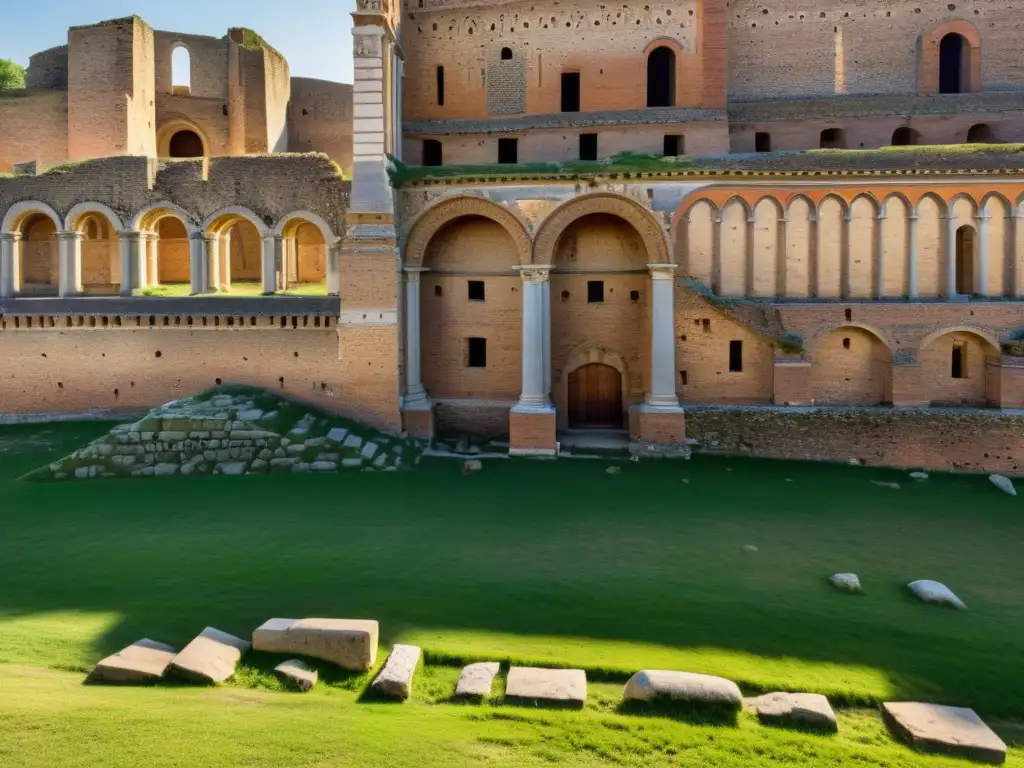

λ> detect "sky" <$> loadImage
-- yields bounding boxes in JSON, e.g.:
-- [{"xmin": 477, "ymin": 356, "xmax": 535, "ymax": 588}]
[{"xmin": 0, "ymin": 0, "xmax": 357, "ymax": 84}]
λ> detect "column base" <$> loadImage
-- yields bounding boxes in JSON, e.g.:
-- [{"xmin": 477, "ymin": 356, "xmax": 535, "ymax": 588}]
[
  {"xmin": 509, "ymin": 402, "xmax": 557, "ymax": 456},
  {"xmin": 628, "ymin": 404, "xmax": 687, "ymax": 445},
  {"xmin": 403, "ymin": 395, "xmax": 435, "ymax": 440}
]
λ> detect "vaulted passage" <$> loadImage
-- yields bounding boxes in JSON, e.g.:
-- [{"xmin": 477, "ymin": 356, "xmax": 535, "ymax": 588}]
[
  {"xmin": 169, "ymin": 130, "xmax": 204, "ymax": 158},
  {"xmin": 568, "ymin": 363, "xmax": 623, "ymax": 428}
]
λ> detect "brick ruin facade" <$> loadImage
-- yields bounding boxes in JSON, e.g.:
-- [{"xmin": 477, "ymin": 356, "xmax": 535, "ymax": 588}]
[{"xmin": 3, "ymin": 1, "xmax": 1024, "ymax": 473}]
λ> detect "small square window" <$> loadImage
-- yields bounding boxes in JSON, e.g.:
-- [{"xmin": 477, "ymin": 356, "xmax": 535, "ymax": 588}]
[
  {"xmin": 952, "ymin": 343, "xmax": 966, "ymax": 379},
  {"xmin": 663, "ymin": 135, "xmax": 683, "ymax": 157},
  {"xmin": 587, "ymin": 280, "xmax": 604, "ymax": 303},
  {"xmin": 434, "ymin": 284, "xmax": 442, "ymax": 297},
  {"xmin": 679, "ymin": 370, "xmax": 688, "ymax": 386},
  {"xmin": 702, "ymin": 318, "xmax": 711, "ymax": 332},
  {"xmin": 468, "ymin": 280, "xmax": 485, "ymax": 301},
  {"xmin": 468, "ymin": 337, "xmax": 487, "ymax": 367},
  {"xmin": 579, "ymin": 133, "xmax": 598, "ymax": 161},
  {"xmin": 498, "ymin": 138, "xmax": 518, "ymax": 164},
  {"xmin": 755, "ymin": 132, "xmax": 771, "ymax": 152},
  {"xmin": 422, "ymin": 139, "xmax": 442, "ymax": 167},
  {"xmin": 729, "ymin": 340, "xmax": 743, "ymax": 372},
  {"xmin": 630, "ymin": 290, "xmax": 640, "ymax": 302}
]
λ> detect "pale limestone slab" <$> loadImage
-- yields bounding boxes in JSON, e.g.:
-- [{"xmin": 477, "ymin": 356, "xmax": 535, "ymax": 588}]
[
  {"xmin": 253, "ymin": 618, "xmax": 378, "ymax": 671},
  {"xmin": 168, "ymin": 627, "xmax": 250, "ymax": 684},
  {"xmin": 86, "ymin": 639, "xmax": 177, "ymax": 684},
  {"xmin": 883, "ymin": 702, "xmax": 1007, "ymax": 764},
  {"xmin": 908, "ymin": 580, "xmax": 967, "ymax": 609},
  {"xmin": 752, "ymin": 692, "xmax": 838, "ymax": 731},
  {"xmin": 505, "ymin": 667, "xmax": 586, "ymax": 708},
  {"xmin": 275, "ymin": 659, "xmax": 318, "ymax": 692},
  {"xmin": 371, "ymin": 644, "xmax": 421, "ymax": 700},
  {"xmin": 455, "ymin": 662, "xmax": 500, "ymax": 698},
  {"xmin": 623, "ymin": 670, "xmax": 742, "ymax": 710}
]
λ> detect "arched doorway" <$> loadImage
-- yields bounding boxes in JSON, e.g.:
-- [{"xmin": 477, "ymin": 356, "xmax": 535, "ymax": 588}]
[
  {"xmin": 891, "ymin": 127, "xmax": 919, "ymax": 146},
  {"xmin": 169, "ymin": 130, "xmax": 204, "ymax": 158},
  {"xmin": 20, "ymin": 213, "xmax": 59, "ymax": 295},
  {"xmin": 939, "ymin": 33, "xmax": 966, "ymax": 94},
  {"xmin": 966, "ymin": 123, "xmax": 994, "ymax": 143},
  {"xmin": 568, "ymin": 363, "xmax": 623, "ymax": 429},
  {"xmin": 155, "ymin": 216, "xmax": 191, "ymax": 285},
  {"xmin": 955, "ymin": 225, "xmax": 975, "ymax": 295},
  {"xmin": 646, "ymin": 46, "xmax": 675, "ymax": 107}
]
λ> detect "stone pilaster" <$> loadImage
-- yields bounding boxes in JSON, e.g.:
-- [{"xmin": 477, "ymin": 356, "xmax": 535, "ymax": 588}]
[
  {"xmin": 189, "ymin": 231, "xmax": 208, "ymax": 295},
  {"xmin": 120, "ymin": 231, "xmax": 146, "ymax": 296},
  {"xmin": 510, "ymin": 265, "xmax": 556, "ymax": 456},
  {"xmin": 0, "ymin": 232, "xmax": 22, "ymax": 298},
  {"xmin": 403, "ymin": 267, "xmax": 434, "ymax": 438},
  {"xmin": 261, "ymin": 235, "xmax": 282, "ymax": 294},
  {"xmin": 57, "ymin": 230, "xmax": 83, "ymax": 297}
]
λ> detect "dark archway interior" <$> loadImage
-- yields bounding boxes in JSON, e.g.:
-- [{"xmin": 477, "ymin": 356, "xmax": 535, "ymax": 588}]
[
  {"xmin": 967, "ymin": 123, "xmax": 994, "ymax": 143},
  {"xmin": 891, "ymin": 127, "xmax": 918, "ymax": 146},
  {"xmin": 169, "ymin": 130, "xmax": 204, "ymax": 158},
  {"xmin": 646, "ymin": 47, "xmax": 676, "ymax": 108},
  {"xmin": 939, "ymin": 33, "xmax": 966, "ymax": 94}
]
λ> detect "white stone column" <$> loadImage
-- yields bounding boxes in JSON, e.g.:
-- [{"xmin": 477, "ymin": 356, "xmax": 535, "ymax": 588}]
[
  {"xmin": 840, "ymin": 211, "xmax": 852, "ymax": 299},
  {"xmin": 976, "ymin": 210, "xmax": 990, "ymax": 298},
  {"xmin": 146, "ymin": 233, "xmax": 160, "ymax": 287},
  {"xmin": 404, "ymin": 267, "xmax": 430, "ymax": 408},
  {"xmin": 219, "ymin": 231, "xmax": 232, "ymax": 292},
  {"xmin": 874, "ymin": 211, "xmax": 886, "ymax": 298},
  {"xmin": 945, "ymin": 214, "xmax": 958, "ymax": 298},
  {"xmin": 119, "ymin": 231, "xmax": 146, "ymax": 296},
  {"xmin": 261, "ymin": 234, "xmax": 282, "ymax": 294},
  {"xmin": 1013, "ymin": 209, "xmax": 1024, "ymax": 298},
  {"xmin": 204, "ymin": 233, "xmax": 221, "ymax": 293},
  {"xmin": 57, "ymin": 230, "xmax": 83, "ymax": 297},
  {"xmin": 284, "ymin": 237, "xmax": 298, "ymax": 288},
  {"xmin": 0, "ymin": 232, "xmax": 21, "ymax": 298},
  {"xmin": 907, "ymin": 212, "xmax": 919, "ymax": 299},
  {"xmin": 646, "ymin": 264, "xmax": 680, "ymax": 408},
  {"xmin": 326, "ymin": 243, "xmax": 341, "ymax": 295},
  {"xmin": 543, "ymin": 278, "xmax": 552, "ymax": 395},
  {"xmin": 189, "ymin": 231, "xmax": 208, "ymax": 295},
  {"xmin": 513, "ymin": 265, "xmax": 553, "ymax": 411}
]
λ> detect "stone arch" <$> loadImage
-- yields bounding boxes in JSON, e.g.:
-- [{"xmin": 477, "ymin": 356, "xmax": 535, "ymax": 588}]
[
  {"xmin": 273, "ymin": 210, "xmax": 340, "ymax": 245},
  {"xmin": 157, "ymin": 119, "xmax": 211, "ymax": 159},
  {"xmin": 918, "ymin": 328, "xmax": 1000, "ymax": 406},
  {"xmin": 557, "ymin": 343, "xmax": 631, "ymax": 431},
  {"xmin": 64, "ymin": 202, "xmax": 125, "ymax": 233},
  {"xmin": 273, "ymin": 212, "xmax": 336, "ymax": 289},
  {"xmin": 1, "ymin": 201, "xmax": 62, "ymax": 233},
  {"xmin": 132, "ymin": 202, "xmax": 200, "ymax": 235},
  {"xmin": 948, "ymin": 193, "xmax": 979, "ymax": 217},
  {"xmin": 848, "ymin": 194, "xmax": 879, "ymax": 298},
  {"xmin": 816, "ymin": 195, "xmax": 847, "ymax": 298},
  {"xmin": 536, "ymin": 194, "xmax": 667, "ymax": 267},
  {"xmin": 919, "ymin": 19, "xmax": 982, "ymax": 95},
  {"xmin": 810, "ymin": 325, "xmax": 894, "ymax": 405},
  {"xmin": 646, "ymin": 43, "xmax": 677, "ymax": 108},
  {"xmin": 919, "ymin": 325, "xmax": 1000, "ymax": 355},
  {"xmin": 203, "ymin": 206, "xmax": 271, "ymax": 237},
  {"xmin": 914, "ymin": 191, "xmax": 949, "ymax": 218},
  {"xmin": 880, "ymin": 194, "xmax": 910, "ymax": 296},
  {"xmin": 680, "ymin": 198, "xmax": 717, "ymax": 286},
  {"xmin": 405, "ymin": 195, "xmax": 532, "ymax": 268},
  {"xmin": 880, "ymin": 192, "xmax": 913, "ymax": 217},
  {"xmin": 63, "ymin": 203, "xmax": 124, "ymax": 292},
  {"xmin": 784, "ymin": 195, "xmax": 815, "ymax": 297},
  {"xmin": 751, "ymin": 196, "xmax": 783, "ymax": 297}
]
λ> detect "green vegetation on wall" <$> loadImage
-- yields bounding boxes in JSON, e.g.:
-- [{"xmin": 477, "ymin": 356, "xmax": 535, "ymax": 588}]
[{"xmin": 0, "ymin": 58, "xmax": 26, "ymax": 95}]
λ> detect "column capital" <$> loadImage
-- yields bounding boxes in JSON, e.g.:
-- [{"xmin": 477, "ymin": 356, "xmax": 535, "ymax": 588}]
[
  {"xmin": 907, "ymin": 212, "xmax": 920, "ymax": 221},
  {"xmin": 515, "ymin": 264, "xmax": 552, "ymax": 283},
  {"xmin": 648, "ymin": 263, "xmax": 678, "ymax": 280},
  {"xmin": 190, "ymin": 230, "xmax": 207, "ymax": 242},
  {"xmin": 202, "ymin": 231, "xmax": 219, "ymax": 245},
  {"xmin": 403, "ymin": 266, "xmax": 429, "ymax": 283},
  {"xmin": 0, "ymin": 231, "xmax": 22, "ymax": 242},
  {"xmin": 119, "ymin": 230, "xmax": 144, "ymax": 241},
  {"xmin": 976, "ymin": 211, "xmax": 992, "ymax": 222},
  {"xmin": 56, "ymin": 230, "xmax": 84, "ymax": 242}
]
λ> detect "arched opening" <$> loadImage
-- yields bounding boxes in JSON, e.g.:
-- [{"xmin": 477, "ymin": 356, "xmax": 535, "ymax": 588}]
[
  {"xmin": 74, "ymin": 213, "xmax": 120, "ymax": 294},
  {"xmin": 19, "ymin": 213, "xmax": 59, "ymax": 296},
  {"xmin": 278, "ymin": 218, "xmax": 329, "ymax": 294},
  {"xmin": 939, "ymin": 33, "xmax": 966, "ymax": 94},
  {"xmin": 891, "ymin": 127, "xmax": 920, "ymax": 146},
  {"xmin": 568, "ymin": 363, "xmax": 623, "ymax": 429},
  {"xmin": 810, "ymin": 327, "xmax": 893, "ymax": 405},
  {"xmin": 646, "ymin": 46, "xmax": 675, "ymax": 108},
  {"xmin": 819, "ymin": 128, "xmax": 846, "ymax": 149},
  {"xmin": 169, "ymin": 130, "xmax": 204, "ymax": 158},
  {"xmin": 919, "ymin": 331, "xmax": 999, "ymax": 406},
  {"xmin": 955, "ymin": 225, "xmax": 975, "ymax": 295},
  {"xmin": 966, "ymin": 123, "xmax": 994, "ymax": 143},
  {"xmin": 500, "ymin": 47, "xmax": 512, "ymax": 60},
  {"xmin": 155, "ymin": 216, "xmax": 191, "ymax": 287},
  {"xmin": 171, "ymin": 45, "xmax": 192, "ymax": 96}
]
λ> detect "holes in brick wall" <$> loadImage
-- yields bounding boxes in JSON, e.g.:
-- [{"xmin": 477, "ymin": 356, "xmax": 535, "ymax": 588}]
[
  {"xmin": 587, "ymin": 281, "xmax": 605, "ymax": 303},
  {"xmin": 501, "ymin": 47, "xmax": 513, "ymax": 60},
  {"xmin": 845, "ymin": 308, "xmax": 852, "ymax": 321},
  {"xmin": 498, "ymin": 138, "xmax": 518, "ymax": 164},
  {"xmin": 202, "ymin": 317, "xmax": 208, "ymax": 326},
  {"xmin": 155, "ymin": 350, "xmax": 162, "ymax": 358},
  {"xmin": 434, "ymin": 285, "xmax": 443, "ymax": 297},
  {"xmin": 214, "ymin": 317, "xmax": 220, "ymax": 327},
  {"xmin": 101, "ymin": 317, "xmax": 109, "ymax": 328},
  {"xmin": 680, "ymin": 334, "xmax": 687, "ymax": 342},
  {"xmin": 729, "ymin": 340, "xmax": 744, "ymax": 372},
  {"xmin": 436, "ymin": 65, "xmax": 445, "ymax": 105},
  {"xmin": 423, "ymin": 139, "xmax": 443, "ymax": 167},
  {"xmin": 579, "ymin": 133, "xmax": 598, "ymax": 161},
  {"xmin": 467, "ymin": 337, "xmax": 487, "ymax": 367},
  {"xmin": 679, "ymin": 370, "xmax": 688, "ymax": 385},
  {"xmin": 227, "ymin": 317, "xmax": 235, "ymax": 327},
  {"xmin": 215, "ymin": 378, "xmax": 223, "ymax": 385},
  {"xmin": 162, "ymin": 317, "xmax": 169, "ymax": 326},
  {"xmin": 663, "ymin": 134, "xmax": 683, "ymax": 157},
  {"xmin": 148, "ymin": 315, "xmax": 156, "ymax": 327},
  {"xmin": 294, "ymin": 351, "xmax": 299, "ymax": 357},
  {"xmin": 113, "ymin": 388, "xmax": 119, "ymax": 399},
  {"xmin": 187, "ymin": 316, "xmax": 193, "ymax": 326},
  {"xmin": 88, "ymin": 317, "xmax": 96, "ymax": 328},
  {"xmin": 561, "ymin": 290, "xmax": 570, "ymax": 301},
  {"xmin": 57, "ymin": 382, "xmax": 63, "ymax": 389},
  {"xmin": 292, "ymin": 316, "xmax": 299, "ymax": 329},
  {"xmin": 630, "ymin": 290, "xmax": 640, "ymax": 302},
  {"xmin": 279, "ymin": 377, "xmax": 285, "ymax": 387},
  {"xmin": 843, "ymin": 337, "xmax": 851, "ymax": 349},
  {"xmin": 130, "ymin": 381, "xmax": 135, "ymax": 388},
  {"xmin": 41, "ymin": 352, "xmax": 47, "ymax": 357},
  {"xmin": 952, "ymin": 343, "xmax": 967, "ymax": 379},
  {"xmin": 702, "ymin": 318, "xmax": 711, "ymax": 331},
  {"xmin": 755, "ymin": 132, "xmax": 772, "ymax": 152}
]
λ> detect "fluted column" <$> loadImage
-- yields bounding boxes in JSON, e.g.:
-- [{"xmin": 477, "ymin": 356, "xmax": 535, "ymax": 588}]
[
  {"xmin": 261, "ymin": 234, "xmax": 282, "ymax": 294},
  {"xmin": 513, "ymin": 265, "xmax": 552, "ymax": 410},
  {"xmin": 945, "ymin": 214, "xmax": 958, "ymax": 298},
  {"xmin": 0, "ymin": 232, "xmax": 22, "ymax": 298},
  {"xmin": 907, "ymin": 213, "xmax": 919, "ymax": 298},
  {"xmin": 976, "ymin": 210, "xmax": 990, "ymax": 298},
  {"xmin": 404, "ymin": 267, "xmax": 430, "ymax": 408},
  {"xmin": 57, "ymin": 230, "xmax": 83, "ymax": 297},
  {"xmin": 189, "ymin": 231, "xmax": 208, "ymax": 295},
  {"xmin": 646, "ymin": 263, "xmax": 680, "ymax": 408}
]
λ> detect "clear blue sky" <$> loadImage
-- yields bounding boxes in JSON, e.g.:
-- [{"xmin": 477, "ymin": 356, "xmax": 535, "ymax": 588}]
[{"xmin": 0, "ymin": 0, "xmax": 357, "ymax": 83}]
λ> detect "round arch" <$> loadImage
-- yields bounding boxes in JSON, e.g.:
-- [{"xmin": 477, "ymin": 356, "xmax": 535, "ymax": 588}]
[
  {"xmin": 919, "ymin": 325, "xmax": 1000, "ymax": 355},
  {"xmin": 132, "ymin": 202, "xmax": 200, "ymax": 235},
  {"xmin": 534, "ymin": 193, "xmax": 668, "ymax": 265},
  {"xmin": 64, "ymin": 202, "xmax": 125, "ymax": 233},
  {"xmin": 918, "ymin": 327, "xmax": 1000, "ymax": 406},
  {"xmin": 979, "ymin": 192, "xmax": 1011, "ymax": 213},
  {"xmin": 157, "ymin": 119, "xmax": 211, "ymax": 159},
  {"xmin": 2, "ymin": 201, "xmax": 62, "ymax": 233},
  {"xmin": 947, "ymin": 192, "xmax": 979, "ymax": 217},
  {"xmin": 404, "ymin": 195, "xmax": 532, "ymax": 268},
  {"xmin": 913, "ymin": 192, "xmax": 949, "ymax": 218},
  {"xmin": 880, "ymin": 192, "xmax": 914, "ymax": 217},
  {"xmin": 810, "ymin": 325, "xmax": 894, "ymax": 406},
  {"xmin": 918, "ymin": 19, "xmax": 982, "ymax": 95},
  {"xmin": 557, "ymin": 343, "xmax": 631, "ymax": 430},
  {"xmin": 816, "ymin": 194, "xmax": 850, "ymax": 218},
  {"xmin": 202, "ymin": 206, "xmax": 271, "ymax": 237},
  {"xmin": 810, "ymin": 322, "xmax": 896, "ymax": 359},
  {"xmin": 273, "ymin": 210, "xmax": 340, "ymax": 245}
]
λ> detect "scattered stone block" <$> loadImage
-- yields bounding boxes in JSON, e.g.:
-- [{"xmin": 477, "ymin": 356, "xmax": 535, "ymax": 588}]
[
  {"xmin": 275, "ymin": 659, "xmax": 318, "ymax": 692},
  {"xmin": 455, "ymin": 662, "xmax": 500, "ymax": 699},
  {"xmin": 989, "ymin": 474, "xmax": 1017, "ymax": 496},
  {"xmin": 606, "ymin": 466, "xmax": 621, "ymax": 475},
  {"xmin": 462, "ymin": 459, "xmax": 482, "ymax": 474},
  {"xmin": 623, "ymin": 670, "xmax": 742, "ymax": 710},
  {"xmin": 908, "ymin": 580, "xmax": 966, "ymax": 610},
  {"xmin": 218, "ymin": 462, "xmax": 246, "ymax": 476},
  {"xmin": 910, "ymin": 472, "xmax": 929, "ymax": 481},
  {"xmin": 327, "ymin": 427, "xmax": 349, "ymax": 444},
  {"xmin": 752, "ymin": 692, "xmax": 837, "ymax": 732},
  {"xmin": 311, "ymin": 461, "xmax": 338, "ymax": 472},
  {"xmin": 872, "ymin": 480, "xmax": 902, "ymax": 490},
  {"xmin": 829, "ymin": 573, "xmax": 862, "ymax": 593},
  {"xmin": 343, "ymin": 434, "xmax": 363, "ymax": 450},
  {"xmin": 371, "ymin": 644, "xmax": 421, "ymax": 700},
  {"xmin": 883, "ymin": 702, "xmax": 1007, "ymax": 764},
  {"xmin": 168, "ymin": 627, "xmax": 251, "ymax": 684},
  {"xmin": 253, "ymin": 618, "xmax": 378, "ymax": 671},
  {"xmin": 361, "ymin": 442, "xmax": 379, "ymax": 460},
  {"xmin": 154, "ymin": 463, "xmax": 178, "ymax": 477},
  {"xmin": 373, "ymin": 453, "xmax": 389, "ymax": 468},
  {"xmin": 505, "ymin": 667, "xmax": 587, "ymax": 708},
  {"xmin": 86, "ymin": 639, "xmax": 177, "ymax": 685}
]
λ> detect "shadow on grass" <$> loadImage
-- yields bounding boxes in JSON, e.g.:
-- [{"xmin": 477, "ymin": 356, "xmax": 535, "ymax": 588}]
[
  {"xmin": 497, "ymin": 695, "xmax": 586, "ymax": 712},
  {"xmin": 617, "ymin": 699, "xmax": 740, "ymax": 727}
]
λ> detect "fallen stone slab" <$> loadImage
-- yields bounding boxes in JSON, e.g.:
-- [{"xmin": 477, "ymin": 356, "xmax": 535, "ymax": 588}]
[
  {"xmin": 168, "ymin": 627, "xmax": 251, "ymax": 684},
  {"xmin": 454, "ymin": 662, "xmax": 500, "ymax": 699},
  {"xmin": 883, "ymin": 702, "xmax": 1007, "ymax": 764},
  {"xmin": 623, "ymin": 670, "xmax": 742, "ymax": 711},
  {"xmin": 752, "ymin": 692, "xmax": 838, "ymax": 732},
  {"xmin": 253, "ymin": 618, "xmax": 378, "ymax": 671},
  {"xmin": 275, "ymin": 659, "xmax": 318, "ymax": 692},
  {"xmin": 989, "ymin": 474, "xmax": 1017, "ymax": 496},
  {"xmin": 908, "ymin": 580, "xmax": 967, "ymax": 610},
  {"xmin": 370, "ymin": 644, "xmax": 421, "ymax": 700},
  {"xmin": 830, "ymin": 573, "xmax": 862, "ymax": 593},
  {"xmin": 86, "ymin": 638, "xmax": 177, "ymax": 684},
  {"xmin": 505, "ymin": 666, "xmax": 587, "ymax": 709}
]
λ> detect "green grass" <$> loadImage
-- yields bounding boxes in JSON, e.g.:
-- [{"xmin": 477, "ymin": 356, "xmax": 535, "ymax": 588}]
[
  {"xmin": 0, "ymin": 421, "xmax": 1022, "ymax": 766},
  {"xmin": 136, "ymin": 281, "xmax": 328, "ymax": 298}
]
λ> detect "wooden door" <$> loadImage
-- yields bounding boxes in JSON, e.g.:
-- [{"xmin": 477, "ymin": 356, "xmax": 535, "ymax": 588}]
[{"xmin": 568, "ymin": 363, "xmax": 623, "ymax": 429}]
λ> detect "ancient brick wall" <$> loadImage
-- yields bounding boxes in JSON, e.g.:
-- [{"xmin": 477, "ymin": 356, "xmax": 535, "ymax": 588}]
[
  {"xmin": 157, "ymin": 218, "xmax": 190, "ymax": 282},
  {"xmin": 240, "ymin": 47, "xmax": 270, "ymax": 153},
  {"xmin": 263, "ymin": 45, "xmax": 291, "ymax": 153},
  {"xmin": 288, "ymin": 78, "xmax": 354, "ymax": 172},
  {"xmin": 229, "ymin": 221, "xmax": 263, "ymax": 281},
  {"xmin": 0, "ymin": 92, "xmax": 69, "ymax": 172},
  {"xmin": 153, "ymin": 31, "xmax": 228, "ymax": 99},
  {"xmin": 26, "ymin": 46, "xmax": 69, "ymax": 91},
  {"xmin": 156, "ymin": 95, "xmax": 230, "ymax": 156}
]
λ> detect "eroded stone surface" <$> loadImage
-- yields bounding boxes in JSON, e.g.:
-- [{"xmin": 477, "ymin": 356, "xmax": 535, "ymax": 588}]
[
  {"xmin": 883, "ymin": 702, "xmax": 1007, "ymax": 764},
  {"xmin": 371, "ymin": 644, "xmax": 421, "ymax": 700},
  {"xmin": 86, "ymin": 639, "xmax": 177, "ymax": 684},
  {"xmin": 623, "ymin": 670, "xmax": 742, "ymax": 710},
  {"xmin": 908, "ymin": 580, "xmax": 967, "ymax": 609},
  {"xmin": 455, "ymin": 662, "xmax": 500, "ymax": 698},
  {"xmin": 505, "ymin": 667, "xmax": 587, "ymax": 708},
  {"xmin": 752, "ymin": 692, "xmax": 838, "ymax": 731},
  {"xmin": 168, "ymin": 627, "xmax": 250, "ymax": 684},
  {"xmin": 275, "ymin": 659, "xmax": 318, "ymax": 692},
  {"xmin": 253, "ymin": 618, "xmax": 379, "ymax": 671}
]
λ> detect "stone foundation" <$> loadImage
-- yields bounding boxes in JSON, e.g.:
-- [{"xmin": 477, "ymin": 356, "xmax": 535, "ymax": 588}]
[
  {"xmin": 629, "ymin": 406, "xmax": 687, "ymax": 444},
  {"xmin": 403, "ymin": 405, "xmax": 435, "ymax": 440},
  {"xmin": 509, "ymin": 407, "xmax": 557, "ymax": 456}
]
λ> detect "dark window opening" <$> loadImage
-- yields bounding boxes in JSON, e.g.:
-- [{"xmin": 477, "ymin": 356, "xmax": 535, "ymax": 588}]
[
  {"xmin": 951, "ymin": 343, "xmax": 966, "ymax": 379},
  {"xmin": 436, "ymin": 65, "xmax": 445, "ymax": 106},
  {"xmin": 561, "ymin": 289, "xmax": 570, "ymax": 301},
  {"xmin": 967, "ymin": 123, "xmax": 994, "ymax": 143},
  {"xmin": 579, "ymin": 133, "xmax": 598, "ymax": 161},
  {"xmin": 891, "ymin": 127, "xmax": 919, "ymax": 146},
  {"xmin": 434, "ymin": 284, "xmax": 442, "ymax": 297},
  {"xmin": 845, "ymin": 308, "xmax": 852, "ymax": 321},
  {"xmin": 561, "ymin": 72, "xmax": 580, "ymax": 112},
  {"xmin": 729, "ymin": 340, "xmax": 743, "ymax": 373},
  {"xmin": 939, "ymin": 32, "xmax": 966, "ymax": 94},
  {"xmin": 663, "ymin": 134, "xmax": 683, "ymax": 157},
  {"xmin": 842, "ymin": 337, "xmax": 851, "ymax": 349},
  {"xmin": 587, "ymin": 280, "xmax": 605, "ymax": 303},
  {"xmin": 468, "ymin": 280, "xmax": 485, "ymax": 301},
  {"xmin": 169, "ymin": 130, "xmax": 204, "ymax": 158},
  {"xmin": 819, "ymin": 128, "xmax": 846, "ymax": 149},
  {"xmin": 955, "ymin": 225, "xmax": 975, "ymax": 295},
  {"xmin": 679, "ymin": 370, "xmax": 688, "ymax": 385},
  {"xmin": 498, "ymin": 138, "xmax": 518, "ymax": 164},
  {"xmin": 422, "ymin": 139, "xmax": 442, "ymax": 166},
  {"xmin": 630, "ymin": 290, "xmax": 640, "ymax": 302},
  {"xmin": 646, "ymin": 46, "xmax": 676, "ymax": 107},
  {"xmin": 500, "ymin": 47, "xmax": 513, "ymax": 60},
  {"xmin": 468, "ymin": 337, "xmax": 487, "ymax": 367},
  {"xmin": 702, "ymin": 318, "xmax": 711, "ymax": 332},
  {"xmin": 755, "ymin": 132, "xmax": 771, "ymax": 152}
]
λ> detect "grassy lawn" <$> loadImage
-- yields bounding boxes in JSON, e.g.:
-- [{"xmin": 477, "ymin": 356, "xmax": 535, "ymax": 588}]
[
  {"xmin": 137, "ymin": 281, "xmax": 327, "ymax": 297},
  {"xmin": 0, "ymin": 421, "xmax": 1022, "ymax": 766}
]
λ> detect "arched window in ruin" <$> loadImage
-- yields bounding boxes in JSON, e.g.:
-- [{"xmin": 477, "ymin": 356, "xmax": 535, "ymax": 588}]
[
  {"xmin": 819, "ymin": 128, "xmax": 846, "ymax": 149},
  {"xmin": 967, "ymin": 123, "xmax": 994, "ymax": 143},
  {"xmin": 646, "ymin": 46, "xmax": 675, "ymax": 108},
  {"xmin": 169, "ymin": 130, "xmax": 204, "ymax": 158},
  {"xmin": 955, "ymin": 225, "xmax": 975, "ymax": 295},
  {"xmin": 500, "ymin": 47, "xmax": 513, "ymax": 60},
  {"xmin": 171, "ymin": 45, "xmax": 192, "ymax": 96},
  {"xmin": 891, "ymin": 127, "xmax": 920, "ymax": 146},
  {"xmin": 939, "ymin": 33, "xmax": 967, "ymax": 94}
]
